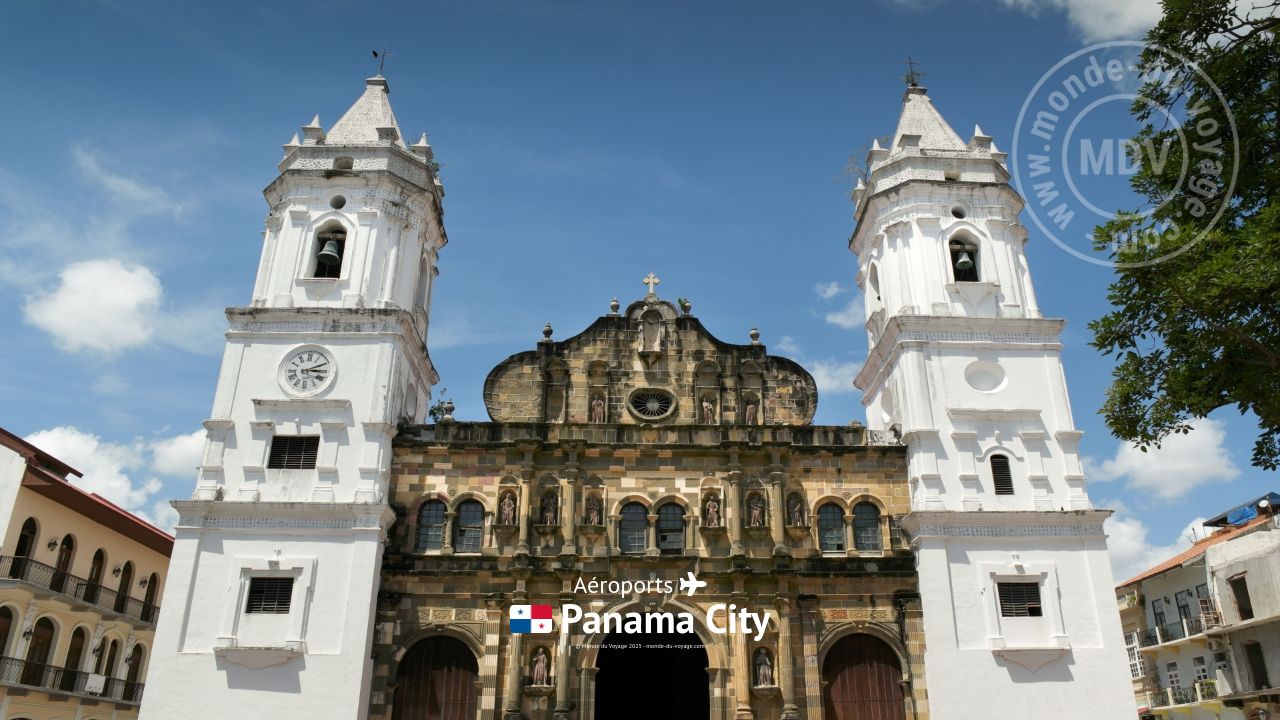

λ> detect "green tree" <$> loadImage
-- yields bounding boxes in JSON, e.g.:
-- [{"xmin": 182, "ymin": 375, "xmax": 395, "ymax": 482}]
[{"xmin": 1089, "ymin": 0, "xmax": 1280, "ymax": 469}]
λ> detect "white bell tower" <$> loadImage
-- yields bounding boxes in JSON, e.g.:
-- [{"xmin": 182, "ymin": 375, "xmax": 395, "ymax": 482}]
[
  {"xmin": 140, "ymin": 76, "xmax": 445, "ymax": 720},
  {"xmin": 851, "ymin": 85, "xmax": 1134, "ymax": 718}
]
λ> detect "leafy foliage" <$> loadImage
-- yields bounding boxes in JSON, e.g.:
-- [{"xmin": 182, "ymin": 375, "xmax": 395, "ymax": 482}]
[{"xmin": 1089, "ymin": 0, "xmax": 1280, "ymax": 469}]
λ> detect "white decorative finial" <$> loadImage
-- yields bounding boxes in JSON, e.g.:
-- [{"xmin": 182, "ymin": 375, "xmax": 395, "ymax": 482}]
[
  {"xmin": 871, "ymin": 138, "xmax": 882, "ymax": 151},
  {"xmin": 306, "ymin": 114, "xmax": 321, "ymax": 128},
  {"xmin": 974, "ymin": 124, "xmax": 986, "ymax": 137},
  {"xmin": 642, "ymin": 272, "xmax": 661, "ymax": 295}
]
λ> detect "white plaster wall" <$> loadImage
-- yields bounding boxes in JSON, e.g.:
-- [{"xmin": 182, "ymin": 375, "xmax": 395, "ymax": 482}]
[{"xmin": 915, "ymin": 531, "xmax": 1136, "ymax": 719}]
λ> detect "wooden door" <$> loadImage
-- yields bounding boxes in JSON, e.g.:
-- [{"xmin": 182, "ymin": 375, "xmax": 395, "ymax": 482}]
[
  {"xmin": 391, "ymin": 637, "xmax": 478, "ymax": 720},
  {"xmin": 822, "ymin": 634, "xmax": 906, "ymax": 720}
]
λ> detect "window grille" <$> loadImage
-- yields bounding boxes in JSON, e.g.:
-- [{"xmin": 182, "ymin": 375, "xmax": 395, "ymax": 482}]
[
  {"xmin": 619, "ymin": 503, "xmax": 648, "ymax": 554},
  {"xmin": 657, "ymin": 504, "xmax": 685, "ymax": 554},
  {"xmin": 997, "ymin": 582, "xmax": 1043, "ymax": 617},
  {"xmin": 853, "ymin": 503, "xmax": 881, "ymax": 551},
  {"xmin": 991, "ymin": 455, "xmax": 1014, "ymax": 495},
  {"xmin": 267, "ymin": 436, "xmax": 319, "ymax": 469},
  {"xmin": 246, "ymin": 577, "xmax": 294, "ymax": 614},
  {"xmin": 452, "ymin": 501, "xmax": 484, "ymax": 553},
  {"xmin": 818, "ymin": 504, "xmax": 845, "ymax": 552},
  {"xmin": 416, "ymin": 500, "xmax": 446, "ymax": 551},
  {"xmin": 1124, "ymin": 633, "xmax": 1146, "ymax": 679}
]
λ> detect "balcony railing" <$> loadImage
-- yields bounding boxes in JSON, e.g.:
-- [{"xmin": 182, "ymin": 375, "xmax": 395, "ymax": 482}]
[
  {"xmin": 0, "ymin": 556, "xmax": 158, "ymax": 624},
  {"xmin": 0, "ymin": 656, "xmax": 143, "ymax": 704},
  {"xmin": 1145, "ymin": 681, "xmax": 1219, "ymax": 708},
  {"xmin": 1138, "ymin": 609, "xmax": 1222, "ymax": 649}
]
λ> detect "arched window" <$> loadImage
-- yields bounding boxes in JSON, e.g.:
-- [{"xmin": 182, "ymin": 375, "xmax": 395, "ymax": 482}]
[
  {"xmin": 85, "ymin": 549, "xmax": 106, "ymax": 604},
  {"xmin": 619, "ymin": 503, "xmax": 648, "ymax": 554},
  {"xmin": 142, "ymin": 573, "xmax": 160, "ymax": 623},
  {"xmin": 312, "ymin": 224, "xmax": 346, "ymax": 279},
  {"xmin": 61, "ymin": 627, "xmax": 87, "ymax": 691},
  {"xmin": 657, "ymin": 504, "xmax": 685, "ymax": 555},
  {"xmin": 949, "ymin": 236, "xmax": 979, "ymax": 282},
  {"xmin": 818, "ymin": 504, "xmax": 846, "ymax": 553},
  {"xmin": 96, "ymin": 638, "xmax": 119, "ymax": 677},
  {"xmin": 853, "ymin": 503, "xmax": 882, "ymax": 551},
  {"xmin": 10, "ymin": 517, "xmax": 37, "ymax": 580},
  {"xmin": 51, "ymin": 535, "xmax": 75, "ymax": 593},
  {"xmin": 452, "ymin": 500, "xmax": 484, "ymax": 553},
  {"xmin": 0, "ymin": 606, "xmax": 13, "ymax": 657},
  {"xmin": 868, "ymin": 263, "xmax": 881, "ymax": 302},
  {"xmin": 415, "ymin": 500, "xmax": 447, "ymax": 551},
  {"xmin": 115, "ymin": 561, "xmax": 133, "ymax": 614},
  {"xmin": 991, "ymin": 454, "xmax": 1014, "ymax": 495},
  {"xmin": 22, "ymin": 617, "xmax": 55, "ymax": 685},
  {"xmin": 123, "ymin": 644, "xmax": 144, "ymax": 701}
]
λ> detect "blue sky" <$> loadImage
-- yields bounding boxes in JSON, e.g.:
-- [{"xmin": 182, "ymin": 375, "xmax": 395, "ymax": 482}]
[{"xmin": 0, "ymin": 0, "xmax": 1272, "ymax": 580}]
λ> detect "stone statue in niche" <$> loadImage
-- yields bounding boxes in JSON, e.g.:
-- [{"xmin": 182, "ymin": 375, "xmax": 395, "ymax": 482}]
[
  {"xmin": 743, "ymin": 399, "xmax": 758, "ymax": 425},
  {"xmin": 532, "ymin": 647, "xmax": 550, "ymax": 686},
  {"xmin": 541, "ymin": 493, "xmax": 558, "ymax": 525},
  {"xmin": 590, "ymin": 394, "xmax": 606, "ymax": 423},
  {"xmin": 749, "ymin": 494, "xmax": 766, "ymax": 527},
  {"xmin": 585, "ymin": 495, "xmax": 602, "ymax": 525},
  {"xmin": 641, "ymin": 313, "xmax": 665, "ymax": 353},
  {"xmin": 500, "ymin": 492, "xmax": 517, "ymax": 525},
  {"xmin": 754, "ymin": 648, "xmax": 773, "ymax": 687},
  {"xmin": 704, "ymin": 496, "xmax": 721, "ymax": 527},
  {"xmin": 788, "ymin": 494, "xmax": 805, "ymax": 527},
  {"xmin": 701, "ymin": 399, "xmax": 717, "ymax": 424}
]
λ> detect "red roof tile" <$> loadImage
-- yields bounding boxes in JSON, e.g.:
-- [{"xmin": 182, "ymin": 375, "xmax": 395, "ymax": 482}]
[{"xmin": 1117, "ymin": 514, "xmax": 1272, "ymax": 588}]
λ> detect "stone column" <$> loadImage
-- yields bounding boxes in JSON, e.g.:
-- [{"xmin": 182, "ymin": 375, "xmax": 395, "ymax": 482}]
[
  {"xmin": 726, "ymin": 472, "xmax": 744, "ymax": 556},
  {"xmin": 578, "ymin": 667, "xmax": 598, "ymax": 720},
  {"xmin": 503, "ymin": 628, "xmax": 526, "ymax": 719},
  {"xmin": 768, "ymin": 471, "xmax": 786, "ymax": 555},
  {"xmin": 516, "ymin": 473, "xmax": 532, "ymax": 556},
  {"xmin": 441, "ymin": 511, "xmax": 457, "ymax": 555},
  {"xmin": 728, "ymin": 598, "xmax": 754, "ymax": 720},
  {"xmin": 553, "ymin": 627, "xmax": 573, "ymax": 720},
  {"xmin": 562, "ymin": 468, "xmax": 578, "ymax": 555},
  {"xmin": 775, "ymin": 596, "xmax": 800, "ymax": 720},
  {"xmin": 646, "ymin": 513, "xmax": 660, "ymax": 557},
  {"xmin": 845, "ymin": 512, "xmax": 856, "ymax": 556}
]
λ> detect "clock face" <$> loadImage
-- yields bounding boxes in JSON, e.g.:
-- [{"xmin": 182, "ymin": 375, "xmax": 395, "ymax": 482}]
[{"xmin": 280, "ymin": 347, "xmax": 335, "ymax": 396}]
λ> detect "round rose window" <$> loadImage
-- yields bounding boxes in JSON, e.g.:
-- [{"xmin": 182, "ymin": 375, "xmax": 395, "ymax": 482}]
[{"xmin": 628, "ymin": 389, "xmax": 676, "ymax": 421}]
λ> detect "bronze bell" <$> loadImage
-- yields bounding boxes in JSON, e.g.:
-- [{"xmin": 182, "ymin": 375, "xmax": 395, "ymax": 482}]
[
  {"xmin": 317, "ymin": 239, "xmax": 342, "ymax": 266},
  {"xmin": 955, "ymin": 251, "xmax": 974, "ymax": 271}
]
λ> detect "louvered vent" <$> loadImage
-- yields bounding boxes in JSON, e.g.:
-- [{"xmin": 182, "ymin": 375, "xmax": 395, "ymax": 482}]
[
  {"xmin": 245, "ymin": 577, "xmax": 294, "ymax": 614},
  {"xmin": 997, "ymin": 582, "xmax": 1042, "ymax": 617},
  {"xmin": 991, "ymin": 454, "xmax": 1014, "ymax": 495},
  {"xmin": 267, "ymin": 436, "xmax": 319, "ymax": 469}
]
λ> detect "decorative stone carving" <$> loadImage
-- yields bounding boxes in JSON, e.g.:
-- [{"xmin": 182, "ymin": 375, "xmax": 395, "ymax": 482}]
[
  {"xmin": 590, "ymin": 395, "xmax": 606, "ymax": 424},
  {"xmin": 701, "ymin": 399, "xmax": 717, "ymax": 425},
  {"xmin": 754, "ymin": 648, "xmax": 774, "ymax": 687},
  {"xmin": 743, "ymin": 399, "xmax": 759, "ymax": 426},
  {"xmin": 748, "ymin": 493, "xmax": 766, "ymax": 528},
  {"xmin": 499, "ymin": 492, "xmax": 517, "ymax": 526},
  {"xmin": 787, "ymin": 493, "xmax": 806, "ymax": 527},
  {"xmin": 703, "ymin": 495, "xmax": 721, "ymax": 528},
  {"xmin": 585, "ymin": 495, "xmax": 602, "ymax": 526},
  {"xmin": 641, "ymin": 312, "xmax": 666, "ymax": 353},
  {"xmin": 531, "ymin": 647, "xmax": 550, "ymax": 686},
  {"xmin": 541, "ymin": 492, "xmax": 558, "ymax": 526}
]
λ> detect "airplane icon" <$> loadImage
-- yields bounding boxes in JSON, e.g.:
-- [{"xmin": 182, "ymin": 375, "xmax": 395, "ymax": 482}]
[{"xmin": 678, "ymin": 571, "xmax": 707, "ymax": 597}]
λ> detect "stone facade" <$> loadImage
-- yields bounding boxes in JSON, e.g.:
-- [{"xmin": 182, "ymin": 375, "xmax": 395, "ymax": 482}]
[{"xmin": 369, "ymin": 294, "xmax": 927, "ymax": 720}]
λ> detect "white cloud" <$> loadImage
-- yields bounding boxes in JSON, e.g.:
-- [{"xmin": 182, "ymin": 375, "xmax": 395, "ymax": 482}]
[
  {"xmin": 22, "ymin": 426, "xmax": 198, "ymax": 533},
  {"xmin": 814, "ymin": 281, "xmax": 844, "ymax": 300},
  {"xmin": 824, "ymin": 296, "xmax": 865, "ymax": 330},
  {"xmin": 71, "ymin": 145, "xmax": 173, "ymax": 208},
  {"xmin": 808, "ymin": 359, "xmax": 860, "ymax": 395},
  {"xmin": 998, "ymin": 0, "xmax": 1160, "ymax": 42},
  {"xmin": 1106, "ymin": 510, "xmax": 1208, "ymax": 583},
  {"xmin": 1087, "ymin": 418, "xmax": 1240, "ymax": 501},
  {"xmin": 23, "ymin": 259, "xmax": 162, "ymax": 354},
  {"xmin": 150, "ymin": 429, "xmax": 204, "ymax": 477},
  {"xmin": 775, "ymin": 335, "xmax": 802, "ymax": 355}
]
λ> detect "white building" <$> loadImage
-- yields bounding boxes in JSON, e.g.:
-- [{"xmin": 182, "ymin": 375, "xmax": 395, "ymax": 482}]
[
  {"xmin": 138, "ymin": 76, "xmax": 446, "ymax": 720},
  {"xmin": 852, "ymin": 85, "xmax": 1135, "ymax": 718}
]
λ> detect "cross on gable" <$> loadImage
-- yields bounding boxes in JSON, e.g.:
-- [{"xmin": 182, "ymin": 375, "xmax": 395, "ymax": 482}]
[{"xmin": 642, "ymin": 272, "xmax": 660, "ymax": 295}]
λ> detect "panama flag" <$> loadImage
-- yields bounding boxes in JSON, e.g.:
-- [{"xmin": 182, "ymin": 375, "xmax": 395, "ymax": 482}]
[{"xmin": 509, "ymin": 604, "xmax": 554, "ymax": 634}]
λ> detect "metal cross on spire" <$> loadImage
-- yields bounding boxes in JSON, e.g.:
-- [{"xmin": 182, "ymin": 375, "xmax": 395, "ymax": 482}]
[
  {"xmin": 372, "ymin": 48, "xmax": 389, "ymax": 75},
  {"xmin": 904, "ymin": 56, "xmax": 925, "ymax": 87},
  {"xmin": 642, "ymin": 272, "xmax": 661, "ymax": 295}
]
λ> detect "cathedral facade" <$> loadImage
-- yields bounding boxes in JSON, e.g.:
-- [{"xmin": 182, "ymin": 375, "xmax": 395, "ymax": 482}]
[{"xmin": 138, "ymin": 75, "xmax": 1135, "ymax": 720}]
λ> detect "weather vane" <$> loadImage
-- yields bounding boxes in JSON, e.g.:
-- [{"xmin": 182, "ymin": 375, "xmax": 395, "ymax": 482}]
[
  {"xmin": 372, "ymin": 48, "xmax": 389, "ymax": 75},
  {"xmin": 904, "ymin": 56, "xmax": 924, "ymax": 87}
]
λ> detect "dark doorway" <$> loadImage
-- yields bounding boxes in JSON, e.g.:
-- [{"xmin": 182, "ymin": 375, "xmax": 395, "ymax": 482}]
[
  {"xmin": 1244, "ymin": 642, "xmax": 1270, "ymax": 690},
  {"xmin": 115, "ymin": 561, "xmax": 133, "ymax": 614},
  {"xmin": 21, "ymin": 617, "xmax": 55, "ymax": 686},
  {"xmin": 595, "ymin": 625, "xmax": 708, "ymax": 720},
  {"xmin": 391, "ymin": 636, "xmax": 479, "ymax": 720},
  {"xmin": 822, "ymin": 634, "xmax": 906, "ymax": 720},
  {"xmin": 61, "ymin": 627, "xmax": 86, "ymax": 691},
  {"xmin": 10, "ymin": 518, "xmax": 37, "ymax": 580},
  {"xmin": 51, "ymin": 535, "xmax": 74, "ymax": 593},
  {"xmin": 85, "ymin": 549, "xmax": 106, "ymax": 604}
]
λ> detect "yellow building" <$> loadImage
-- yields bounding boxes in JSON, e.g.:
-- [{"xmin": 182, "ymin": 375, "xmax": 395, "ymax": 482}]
[{"xmin": 0, "ymin": 428, "xmax": 172, "ymax": 720}]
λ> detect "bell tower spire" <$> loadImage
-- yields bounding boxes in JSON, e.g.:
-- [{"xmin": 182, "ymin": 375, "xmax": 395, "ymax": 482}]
[
  {"xmin": 140, "ymin": 75, "xmax": 448, "ymax": 720},
  {"xmin": 850, "ymin": 88, "xmax": 1135, "ymax": 718}
]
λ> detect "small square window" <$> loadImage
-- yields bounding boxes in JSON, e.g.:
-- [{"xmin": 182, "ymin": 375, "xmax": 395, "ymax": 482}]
[
  {"xmin": 246, "ymin": 577, "xmax": 294, "ymax": 614},
  {"xmin": 997, "ymin": 582, "xmax": 1043, "ymax": 617},
  {"xmin": 267, "ymin": 436, "xmax": 319, "ymax": 469}
]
